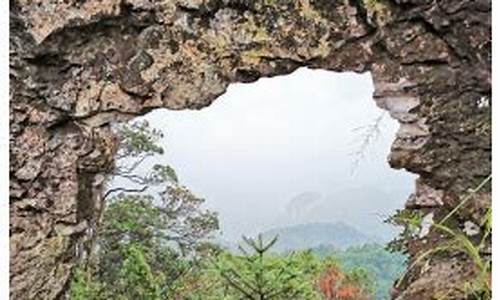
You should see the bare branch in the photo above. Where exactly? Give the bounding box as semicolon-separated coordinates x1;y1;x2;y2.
349;111;387;174
113;173;150;185
103;185;148;200
115;153;152;175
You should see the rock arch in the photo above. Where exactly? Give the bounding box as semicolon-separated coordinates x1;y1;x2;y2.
10;0;491;299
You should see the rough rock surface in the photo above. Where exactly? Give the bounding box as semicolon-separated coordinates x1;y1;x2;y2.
10;0;491;299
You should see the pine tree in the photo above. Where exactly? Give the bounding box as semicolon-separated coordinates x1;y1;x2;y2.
214;235;321;300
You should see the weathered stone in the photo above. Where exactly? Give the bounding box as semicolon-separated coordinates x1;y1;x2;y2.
10;0;491;299
394;257;477;300
54;220;88;236
406;179;444;209
15;158;43;181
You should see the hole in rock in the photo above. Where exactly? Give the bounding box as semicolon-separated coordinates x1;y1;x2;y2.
105;68;417;299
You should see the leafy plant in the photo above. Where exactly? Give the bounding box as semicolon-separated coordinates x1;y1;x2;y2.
391;175;492;299
385;209;424;253
69;268;105;300
115;243;162;300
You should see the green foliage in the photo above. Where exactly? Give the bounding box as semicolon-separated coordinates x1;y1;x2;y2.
89;188;219;299
175;236;377;300
71;121;219;300
346;267;376;296
116;120;164;158
115;244;162;300
151;164;178;184
108;120;178;197
71;188;218;299
69;268;105;300
385;209;423;253
212;235;323;299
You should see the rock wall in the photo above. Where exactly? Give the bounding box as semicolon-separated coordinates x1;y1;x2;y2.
10;0;491;299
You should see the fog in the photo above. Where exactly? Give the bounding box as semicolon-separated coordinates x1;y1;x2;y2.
124;68;416;242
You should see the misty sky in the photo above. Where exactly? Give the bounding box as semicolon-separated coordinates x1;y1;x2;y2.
125;68;416;241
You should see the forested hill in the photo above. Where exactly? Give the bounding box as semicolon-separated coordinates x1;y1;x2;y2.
256;223;407;300
259;222;379;252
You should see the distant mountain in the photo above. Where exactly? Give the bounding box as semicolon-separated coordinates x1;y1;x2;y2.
259;222;379;252
273;187;403;242
285;191;322;219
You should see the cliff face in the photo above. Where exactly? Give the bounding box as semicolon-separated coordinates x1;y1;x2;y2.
10;0;491;299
